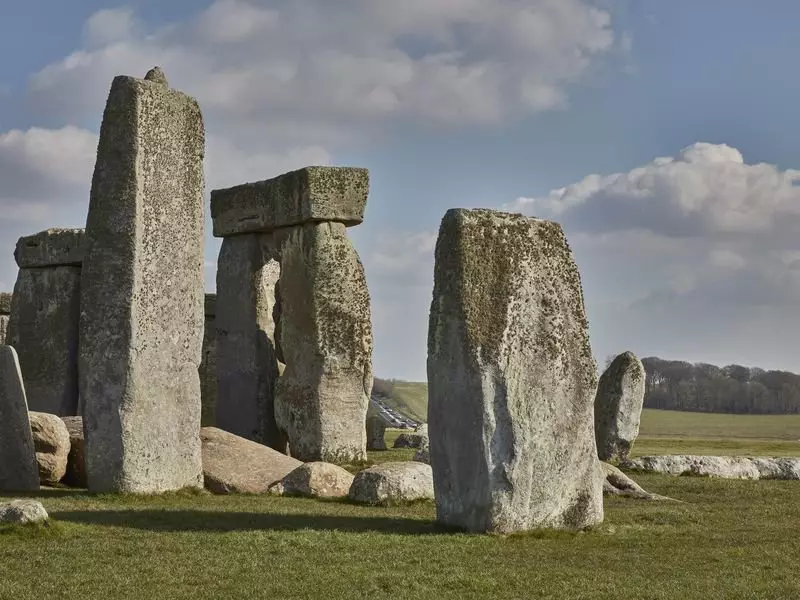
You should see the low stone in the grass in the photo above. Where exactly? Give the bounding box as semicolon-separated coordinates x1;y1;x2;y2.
29;412;71;485
0;499;48;525
268;462;354;499
348;461;434;506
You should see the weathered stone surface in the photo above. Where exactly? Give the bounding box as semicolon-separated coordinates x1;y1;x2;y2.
414;436;430;465
200;293;218;427
428;208;603;533
80;69;205;493
624;455;800;480
366;409;387;451
29;412;70;485
211;167;369;237
595;351;645;461
0;346;39;492
201;427;301;494
60;416;86;488
274;222;373;463
7;266;81;416
215;234;285;449
0;293;9;346
14;229;85;268
601;462;675;501
348;462;434;506
393;432;427;449
0;500;48;525
268;461;355;499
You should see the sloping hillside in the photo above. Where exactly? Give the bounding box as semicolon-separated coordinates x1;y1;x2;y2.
373;378;428;423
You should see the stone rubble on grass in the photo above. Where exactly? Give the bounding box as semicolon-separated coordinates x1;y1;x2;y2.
29;411;70;485
623;455;800;480
348;461;434;506
268;461;355;499
0;499;48;525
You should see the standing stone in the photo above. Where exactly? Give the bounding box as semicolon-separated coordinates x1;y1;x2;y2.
7;229;84;416
79;69;204;493
0;346;39;492
594;351;645;461
274;222;373;463
200;294;218;427
366;405;387;451
215;235;285;450
0;293;11;345
428;209;603;533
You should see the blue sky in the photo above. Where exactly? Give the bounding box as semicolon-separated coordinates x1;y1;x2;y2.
2;0;800;380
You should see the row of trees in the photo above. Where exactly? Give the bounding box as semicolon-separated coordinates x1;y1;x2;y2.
639;356;800;414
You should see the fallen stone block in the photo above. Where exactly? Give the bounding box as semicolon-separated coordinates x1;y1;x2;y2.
348;462;434;506
0;500;48;525
29;412;70;485
268;461;354;499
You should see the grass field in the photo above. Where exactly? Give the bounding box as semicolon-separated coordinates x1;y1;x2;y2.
1;409;799;599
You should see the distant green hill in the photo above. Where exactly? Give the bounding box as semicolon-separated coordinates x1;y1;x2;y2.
373;378;428;423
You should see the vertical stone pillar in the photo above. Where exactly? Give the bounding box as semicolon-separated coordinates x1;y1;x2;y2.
199;293;218;427
79;67;205;493
7;229;84;416
0;293;11;345
427;209;603;533
0;345;39;492
211;166;372;463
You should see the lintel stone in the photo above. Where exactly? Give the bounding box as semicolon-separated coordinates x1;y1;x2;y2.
15;229;86;268
210;166;369;237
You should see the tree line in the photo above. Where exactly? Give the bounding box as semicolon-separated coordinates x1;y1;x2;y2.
640;356;800;414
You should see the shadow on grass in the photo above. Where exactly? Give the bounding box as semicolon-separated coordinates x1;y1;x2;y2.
52;509;444;535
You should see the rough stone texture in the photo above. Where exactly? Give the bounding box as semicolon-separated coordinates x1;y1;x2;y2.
200;293;218;427
601;462;675;501
201;427;301;494
14;229;86;269
348;462;434;506
60;416;86;488
7;266;81;416
274;222;373;463
215;234;285;449
79;70;205;494
211;167;369;237
393;432;427;449
0;293;11;345
0;500;48;525
29;412;70;485
414;436;430;465
594;351;645;461
366;411;387;451
268;461;355;499
624;455;800;480
0;346;39;492
427;208;603;533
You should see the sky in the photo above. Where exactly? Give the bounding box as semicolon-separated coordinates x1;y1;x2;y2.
2;0;800;381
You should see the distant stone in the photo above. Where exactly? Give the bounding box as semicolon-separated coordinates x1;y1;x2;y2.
80;72;205;493
201;427;301;494
268;461;354;499
624;455;800;480
0;294;11;348
348;462;434;506
595;351;645;461
211;167;369;236
366;411;387;451
14;229;86;269
0;346;39;492
29;412;70;485
392;432;426;449
144;66;168;86
427;208;603;533
60;416;86;488
413;436;430;465
751;457;800;480
274;222;372;463
0;500;48;525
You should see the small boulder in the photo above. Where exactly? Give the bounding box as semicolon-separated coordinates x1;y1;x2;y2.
59;416;86;488
0;499;48;525
201;427;301;494
348;461;434;506
268;462;354;499
29;412;70;485
392;432;426;449
413;436;430;465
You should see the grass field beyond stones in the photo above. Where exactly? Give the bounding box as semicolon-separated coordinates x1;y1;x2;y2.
1;411;799;600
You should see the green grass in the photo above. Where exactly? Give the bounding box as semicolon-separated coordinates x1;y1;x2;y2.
381;381;428;423
1;474;799;600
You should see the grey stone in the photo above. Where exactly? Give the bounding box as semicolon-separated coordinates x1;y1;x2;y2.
0;346;39;492
29;412;70;485
427;208;603;533
274;222;373;463
7;266;81;416
595;351;645;461
14;229;85;268
366;410;387;451
392;432;426;449
144;66;168;86
601;462;675;501
348;462;434;506
751;457;800;480
215;234;285;450
624;455;800;480
414;436;430;465
0;499;48;525
79;69;205;493
201;427;301;494
0;293;10;346
60;416;86;488
200;293;217;427
268;461;355;499
211;166;369;237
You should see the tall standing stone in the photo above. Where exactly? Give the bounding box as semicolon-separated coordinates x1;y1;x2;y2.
0;345;39;492
79;68;205;493
427;208;603;533
200;294;218;427
7;228;84;416
594;351;645;461
0;293;11;345
215;235;284;449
